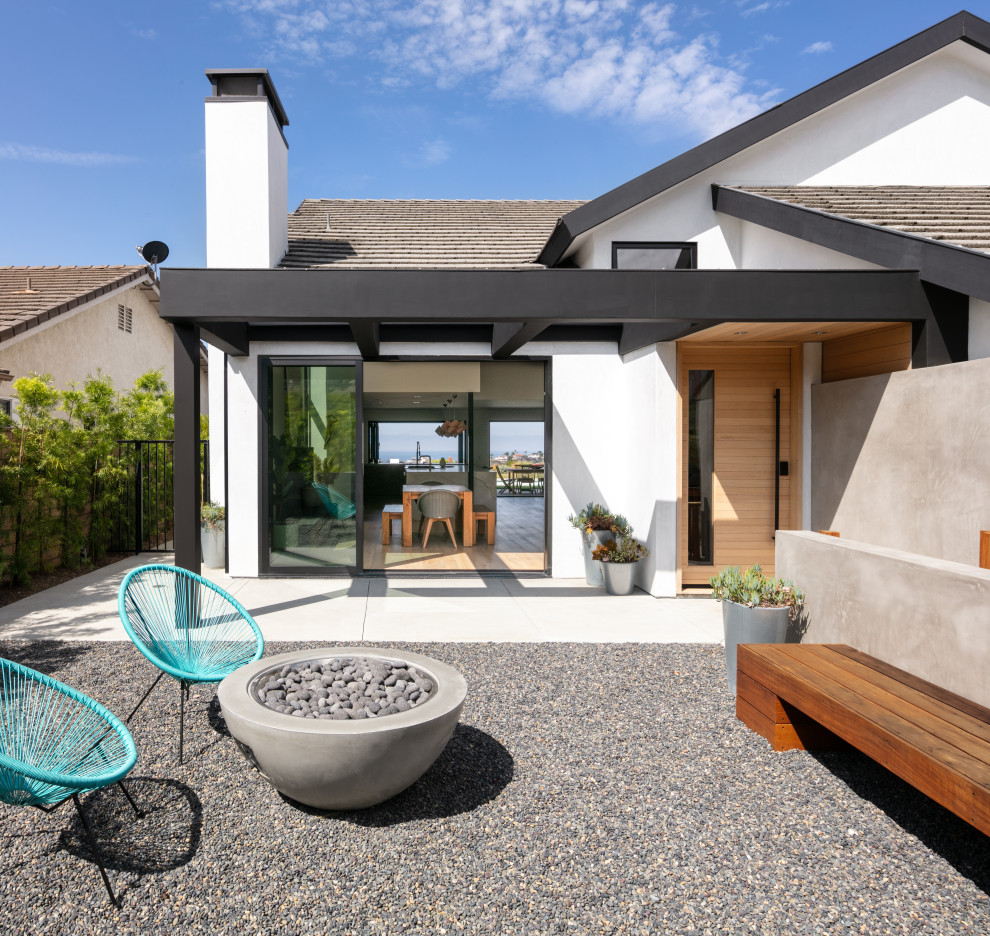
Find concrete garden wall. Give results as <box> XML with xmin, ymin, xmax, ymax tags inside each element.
<box><xmin>776</xmin><ymin>530</ymin><xmax>990</xmax><ymax>709</ymax></box>
<box><xmin>811</xmin><ymin>357</ymin><xmax>990</xmax><ymax>567</ymax></box>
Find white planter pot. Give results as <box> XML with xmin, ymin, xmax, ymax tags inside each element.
<box><xmin>722</xmin><ymin>600</ymin><xmax>792</xmax><ymax>696</ymax></box>
<box><xmin>602</xmin><ymin>561</ymin><xmax>638</xmax><ymax>596</ymax></box>
<box><xmin>201</xmin><ymin>524</ymin><xmax>225</xmax><ymax>568</ymax></box>
<box><xmin>582</xmin><ymin>529</ymin><xmax>616</xmax><ymax>586</ymax></box>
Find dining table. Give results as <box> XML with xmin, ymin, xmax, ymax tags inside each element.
<box><xmin>401</xmin><ymin>484</ymin><xmax>475</xmax><ymax>547</ymax></box>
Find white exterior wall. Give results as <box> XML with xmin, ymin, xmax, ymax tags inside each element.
<box><xmin>0</xmin><ymin>284</ymin><xmax>173</xmax><ymax>406</ymax></box>
<box><xmin>205</xmin><ymin>99</ymin><xmax>288</xmax><ymax>269</ymax></box>
<box><xmin>539</xmin><ymin>342</ymin><xmax>677</xmax><ymax>596</ymax></box>
<box><xmin>574</xmin><ymin>42</ymin><xmax>990</xmax><ymax>271</ymax></box>
<box><xmin>969</xmin><ymin>297</ymin><xmax>990</xmax><ymax>359</ymax></box>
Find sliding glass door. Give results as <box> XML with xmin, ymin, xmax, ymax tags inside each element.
<box><xmin>265</xmin><ymin>361</ymin><xmax>360</xmax><ymax>573</ymax></box>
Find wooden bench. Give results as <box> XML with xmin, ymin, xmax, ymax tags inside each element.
<box><xmin>381</xmin><ymin>504</ymin><xmax>403</xmax><ymax>545</ymax></box>
<box><xmin>473</xmin><ymin>505</ymin><xmax>496</xmax><ymax>545</ymax></box>
<box><xmin>737</xmin><ymin>643</ymin><xmax>990</xmax><ymax>836</ymax></box>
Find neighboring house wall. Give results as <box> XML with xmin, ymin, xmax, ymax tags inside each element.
<box><xmin>573</xmin><ymin>42</ymin><xmax>990</xmax><ymax>270</ymax></box>
<box><xmin>811</xmin><ymin>357</ymin><xmax>990</xmax><ymax>566</ymax></box>
<box><xmin>0</xmin><ymin>286</ymin><xmax>173</xmax><ymax>406</ymax></box>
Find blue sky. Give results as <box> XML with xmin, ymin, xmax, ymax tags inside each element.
<box><xmin>1</xmin><ymin>1</ymin><xmax>984</xmax><ymax>268</ymax></box>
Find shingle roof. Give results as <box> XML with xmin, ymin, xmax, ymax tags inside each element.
<box><xmin>0</xmin><ymin>266</ymin><xmax>154</xmax><ymax>342</ymax></box>
<box><xmin>729</xmin><ymin>186</ymin><xmax>990</xmax><ymax>252</ymax></box>
<box><xmin>281</xmin><ymin>199</ymin><xmax>586</xmax><ymax>269</ymax></box>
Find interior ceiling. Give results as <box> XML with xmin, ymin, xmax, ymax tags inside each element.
<box><xmin>679</xmin><ymin>321</ymin><xmax>909</xmax><ymax>343</ymax></box>
<box><xmin>363</xmin><ymin>391</ymin><xmax>538</xmax><ymax>410</ymax></box>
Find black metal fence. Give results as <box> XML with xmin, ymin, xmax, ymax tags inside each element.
<box><xmin>107</xmin><ymin>440</ymin><xmax>209</xmax><ymax>553</ymax></box>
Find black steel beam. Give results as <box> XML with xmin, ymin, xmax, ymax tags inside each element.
<box><xmin>492</xmin><ymin>321</ymin><xmax>550</xmax><ymax>358</ymax></box>
<box><xmin>350</xmin><ymin>320</ymin><xmax>380</xmax><ymax>358</ymax></box>
<box><xmin>173</xmin><ymin>322</ymin><xmax>201</xmax><ymax>572</ymax></box>
<box><xmin>200</xmin><ymin>322</ymin><xmax>249</xmax><ymax>356</ymax></box>
<box><xmin>713</xmin><ymin>185</ymin><xmax>990</xmax><ymax>303</ymax></box>
<box><xmin>161</xmin><ymin>268</ymin><xmax>930</xmax><ymax>326</ymax></box>
<box><xmin>912</xmin><ymin>282</ymin><xmax>970</xmax><ymax>367</ymax></box>
<box><xmin>618</xmin><ymin>321</ymin><xmax>710</xmax><ymax>355</ymax></box>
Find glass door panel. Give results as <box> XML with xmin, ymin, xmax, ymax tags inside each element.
<box><xmin>268</xmin><ymin>364</ymin><xmax>358</xmax><ymax>571</ymax></box>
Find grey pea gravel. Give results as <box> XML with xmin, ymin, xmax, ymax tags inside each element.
<box><xmin>1</xmin><ymin>639</ymin><xmax>989</xmax><ymax>936</ymax></box>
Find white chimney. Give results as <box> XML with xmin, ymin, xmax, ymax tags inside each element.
<box><xmin>204</xmin><ymin>69</ymin><xmax>289</xmax><ymax>269</ymax></box>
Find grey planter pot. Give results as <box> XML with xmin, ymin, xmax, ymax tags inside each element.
<box><xmin>722</xmin><ymin>600</ymin><xmax>792</xmax><ymax>696</ymax></box>
<box><xmin>602</xmin><ymin>561</ymin><xmax>638</xmax><ymax>596</ymax></box>
<box><xmin>201</xmin><ymin>525</ymin><xmax>225</xmax><ymax>568</ymax></box>
<box><xmin>582</xmin><ymin>530</ymin><xmax>616</xmax><ymax>586</ymax></box>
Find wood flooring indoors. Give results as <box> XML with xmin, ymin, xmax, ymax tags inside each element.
<box><xmin>363</xmin><ymin>495</ymin><xmax>545</xmax><ymax>572</ymax></box>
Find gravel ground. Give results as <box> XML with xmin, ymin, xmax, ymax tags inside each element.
<box><xmin>1</xmin><ymin>639</ymin><xmax>988</xmax><ymax>935</ymax></box>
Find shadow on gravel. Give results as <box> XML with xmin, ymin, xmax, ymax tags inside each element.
<box><xmin>0</xmin><ymin>640</ymin><xmax>92</xmax><ymax>676</ymax></box>
<box><xmin>60</xmin><ymin>777</ymin><xmax>203</xmax><ymax>878</ymax></box>
<box><xmin>284</xmin><ymin>724</ymin><xmax>514</xmax><ymax>825</ymax></box>
<box><xmin>812</xmin><ymin>750</ymin><xmax>990</xmax><ymax>893</ymax></box>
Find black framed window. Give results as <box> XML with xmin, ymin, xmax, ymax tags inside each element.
<box><xmin>612</xmin><ymin>242</ymin><xmax>696</xmax><ymax>270</ymax></box>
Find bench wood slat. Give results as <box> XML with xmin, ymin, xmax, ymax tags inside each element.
<box><xmin>829</xmin><ymin>645</ymin><xmax>990</xmax><ymax>727</ymax></box>
<box><xmin>794</xmin><ymin>645</ymin><xmax>990</xmax><ymax>748</ymax></box>
<box><xmin>738</xmin><ymin>645</ymin><xmax>990</xmax><ymax>833</ymax></box>
<box><xmin>771</xmin><ymin>645</ymin><xmax>990</xmax><ymax>768</ymax></box>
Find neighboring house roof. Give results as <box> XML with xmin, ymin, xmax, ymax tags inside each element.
<box><xmin>536</xmin><ymin>10</ymin><xmax>990</xmax><ymax>267</ymax></box>
<box><xmin>0</xmin><ymin>265</ymin><xmax>156</xmax><ymax>343</ymax></box>
<box><xmin>711</xmin><ymin>184</ymin><xmax>990</xmax><ymax>302</ymax></box>
<box><xmin>281</xmin><ymin>199</ymin><xmax>586</xmax><ymax>270</ymax></box>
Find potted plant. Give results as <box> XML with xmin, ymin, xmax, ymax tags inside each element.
<box><xmin>591</xmin><ymin>535</ymin><xmax>649</xmax><ymax>595</ymax></box>
<box><xmin>201</xmin><ymin>501</ymin><xmax>226</xmax><ymax>568</ymax></box>
<box><xmin>567</xmin><ymin>502</ymin><xmax>630</xmax><ymax>586</ymax></box>
<box><xmin>710</xmin><ymin>565</ymin><xmax>804</xmax><ymax>695</ymax></box>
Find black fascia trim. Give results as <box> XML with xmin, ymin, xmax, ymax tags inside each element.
<box><xmin>247</xmin><ymin>324</ymin><xmax>353</xmax><ymax>343</ymax></box>
<box><xmin>611</xmin><ymin>242</ymin><xmax>697</xmax><ymax>270</ymax></box>
<box><xmin>713</xmin><ymin>185</ymin><xmax>990</xmax><ymax>302</ymax></box>
<box><xmin>538</xmin><ymin>324</ymin><xmax>623</xmax><ymax>342</ymax></box>
<box><xmin>200</xmin><ymin>322</ymin><xmax>249</xmax><ymax>356</ymax></box>
<box><xmin>618</xmin><ymin>321</ymin><xmax>709</xmax><ymax>354</ymax></box>
<box><xmin>381</xmin><ymin>324</ymin><xmax>491</xmax><ymax>343</ymax></box>
<box><xmin>537</xmin><ymin>10</ymin><xmax>990</xmax><ymax>267</ymax></box>
<box><xmin>161</xmin><ymin>267</ymin><xmax>931</xmax><ymax>327</ymax></box>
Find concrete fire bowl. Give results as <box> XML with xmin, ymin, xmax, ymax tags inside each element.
<box><xmin>218</xmin><ymin>647</ymin><xmax>467</xmax><ymax>810</ymax></box>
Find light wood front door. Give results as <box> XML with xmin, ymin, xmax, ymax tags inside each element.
<box><xmin>678</xmin><ymin>345</ymin><xmax>801</xmax><ymax>586</ymax></box>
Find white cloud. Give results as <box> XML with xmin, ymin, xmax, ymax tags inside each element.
<box><xmin>403</xmin><ymin>138</ymin><xmax>452</xmax><ymax>167</ymax></box>
<box><xmin>222</xmin><ymin>0</ymin><xmax>780</xmax><ymax>137</ymax></box>
<box><xmin>802</xmin><ymin>40</ymin><xmax>833</xmax><ymax>55</ymax></box>
<box><xmin>0</xmin><ymin>143</ymin><xmax>138</xmax><ymax>167</ymax></box>
<box><xmin>132</xmin><ymin>27</ymin><xmax>157</xmax><ymax>39</ymax></box>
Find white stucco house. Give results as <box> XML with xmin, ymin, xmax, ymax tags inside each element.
<box><xmin>161</xmin><ymin>11</ymin><xmax>990</xmax><ymax>599</ymax></box>
<box><xmin>0</xmin><ymin>265</ymin><xmax>182</xmax><ymax>414</ymax></box>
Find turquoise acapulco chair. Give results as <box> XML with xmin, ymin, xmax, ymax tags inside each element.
<box><xmin>118</xmin><ymin>565</ymin><xmax>264</xmax><ymax>764</ymax></box>
<box><xmin>0</xmin><ymin>656</ymin><xmax>140</xmax><ymax>906</ymax></box>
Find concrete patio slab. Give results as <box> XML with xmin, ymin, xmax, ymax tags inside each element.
<box><xmin>0</xmin><ymin>552</ymin><xmax>723</xmax><ymax>643</ymax></box>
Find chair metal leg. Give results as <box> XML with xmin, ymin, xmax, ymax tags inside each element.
<box><xmin>71</xmin><ymin>793</ymin><xmax>120</xmax><ymax>907</ymax></box>
<box><xmin>125</xmin><ymin>670</ymin><xmax>166</xmax><ymax>724</ymax></box>
<box><xmin>117</xmin><ymin>781</ymin><xmax>144</xmax><ymax>819</ymax></box>
<box><xmin>179</xmin><ymin>680</ymin><xmax>187</xmax><ymax>765</ymax></box>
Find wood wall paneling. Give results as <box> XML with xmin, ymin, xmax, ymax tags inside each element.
<box><xmin>821</xmin><ymin>324</ymin><xmax>911</xmax><ymax>383</ymax></box>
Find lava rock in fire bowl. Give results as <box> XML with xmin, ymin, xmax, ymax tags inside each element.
<box><xmin>218</xmin><ymin>647</ymin><xmax>467</xmax><ymax>810</ymax></box>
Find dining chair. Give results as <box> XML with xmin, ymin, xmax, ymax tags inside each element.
<box><xmin>495</xmin><ymin>465</ymin><xmax>514</xmax><ymax>494</ymax></box>
<box><xmin>0</xmin><ymin>656</ymin><xmax>141</xmax><ymax>906</ymax></box>
<box><xmin>118</xmin><ymin>565</ymin><xmax>264</xmax><ymax>764</ymax></box>
<box><xmin>418</xmin><ymin>489</ymin><xmax>461</xmax><ymax>547</ymax></box>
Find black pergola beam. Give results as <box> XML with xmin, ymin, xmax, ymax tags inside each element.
<box><xmin>200</xmin><ymin>322</ymin><xmax>249</xmax><ymax>356</ymax></box>
<box><xmin>712</xmin><ymin>185</ymin><xmax>990</xmax><ymax>303</ymax></box>
<box><xmin>492</xmin><ymin>321</ymin><xmax>550</xmax><ymax>358</ymax></box>
<box><xmin>173</xmin><ymin>322</ymin><xmax>202</xmax><ymax>572</ymax></box>
<box><xmin>350</xmin><ymin>320</ymin><xmax>380</xmax><ymax>358</ymax></box>
<box><xmin>619</xmin><ymin>322</ymin><xmax>710</xmax><ymax>354</ymax></box>
<box><xmin>161</xmin><ymin>268</ymin><xmax>930</xmax><ymax>326</ymax></box>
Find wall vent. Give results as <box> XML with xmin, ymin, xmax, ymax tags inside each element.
<box><xmin>117</xmin><ymin>305</ymin><xmax>133</xmax><ymax>333</ymax></box>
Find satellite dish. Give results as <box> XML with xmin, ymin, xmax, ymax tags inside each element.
<box><xmin>137</xmin><ymin>240</ymin><xmax>169</xmax><ymax>265</ymax></box>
